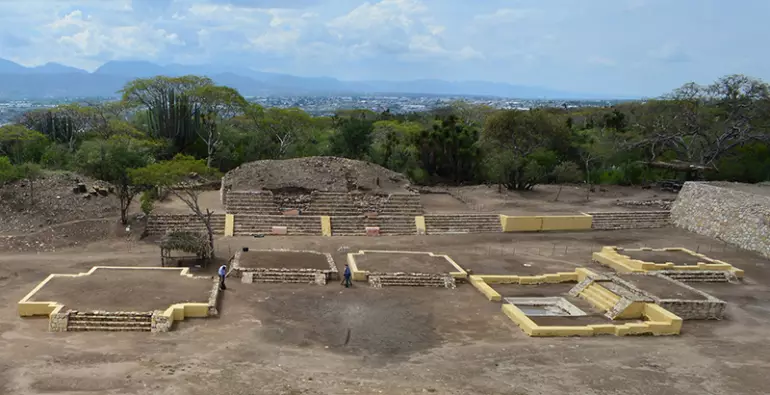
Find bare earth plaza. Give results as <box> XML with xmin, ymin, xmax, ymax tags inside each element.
<box><xmin>2</xmin><ymin>161</ymin><xmax>770</xmax><ymax>394</ymax></box>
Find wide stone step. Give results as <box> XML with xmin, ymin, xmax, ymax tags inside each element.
<box><xmin>67</xmin><ymin>325</ymin><xmax>152</xmax><ymax>332</ymax></box>
<box><xmin>68</xmin><ymin>320</ymin><xmax>151</xmax><ymax>327</ymax></box>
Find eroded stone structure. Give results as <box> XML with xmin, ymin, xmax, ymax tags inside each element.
<box><xmin>672</xmin><ymin>182</ymin><xmax>770</xmax><ymax>258</ymax></box>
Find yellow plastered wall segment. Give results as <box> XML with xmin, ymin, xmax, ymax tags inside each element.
<box><xmin>500</xmin><ymin>214</ymin><xmax>593</xmax><ymax>232</ymax></box>
<box><xmin>18</xmin><ymin>266</ymin><xmax>219</xmax><ymax>332</ymax></box>
<box><xmin>224</xmin><ymin>214</ymin><xmax>235</xmax><ymax>236</ymax></box>
<box><xmin>321</xmin><ymin>216</ymin><xmax>332</xmax><ymax>237</ymax></box>
<box><xmin>592</xmin><ymin>246</ymin><xmax>744</xmax><ymax>278</ymax></box>
<box><xmin>347</xmin><ymin>250</ymin><xmax>467</xmax><ymax>282</ymax></box>
<box><xmin>415</xmin><ymin>216</ymin><xmax>426</xmax><ymax>235</ymax></box>
<box><xmin>502</xmin><ymin>301</ymin><xmax>682</xmax><ymax>337</ymax></box>
<box><xmin>469</xmin><ymin>269</ymin><xmax>591</xmax><ymax>302</ymax></box>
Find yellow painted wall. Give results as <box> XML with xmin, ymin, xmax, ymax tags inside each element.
<box><xmin>415</xmin><ymin>216</ymin><xmax>426</xmax><ymax>235</ymax></box>
<box><xmin>501</xmin><ymin>216</ymin><xmax>542</xmax><ymax>232</ymax></box>
<box><xmin>470</xmin><ymin>277</ymin><xmax>501</xmax><ymax>301</ymax></box>
<box><xmin>224</xmin><ymin>214</ymin><xmax>234</xmax><ymax>237</ymax></box>
<box><xmin>321</xmin><ymin>216</ymin><xmax>332</xmax><ymax>237</ymax></box>
<box><xmin>501</xmin><ymin>214</ymin><xmax>592</xmax><ymax>232</ymax></box>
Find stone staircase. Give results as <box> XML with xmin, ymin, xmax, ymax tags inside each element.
<box><xmin>66</xmin><ymin>311</ymin><xmax>153</xmax><ymax>332</ymax></box>
<box><xmin>243</xmin><ymin>271</ymin><xmax>323</xmax><ymax>284</ymax></box>
<box><xmin>146</xmin><ymin>214</ymin><xmax>226</xmax><ymax>236</ymax></box>
<box><xmin>588</xmin><ymin>211</ymin><xmax>670</xmax><ymax>230</ymax></box>
<box><xmin>304</xmin><ymin>192</ymin><xmax>362</xmax><ymax>216</ymax></box>
<box><xmin>657</xmin><ymin>270</ymin><xmax>733</xmax><ymax>283</ymax></box>
<box><xmin>331</xmin><ymin>216</ymin><xmax>417</xmax><ymax>236</ymax></box>
<box><xmin>424</xmin><ymin>214</ymin><xmax>502</xmax><ymax>234</ymax></box>
<box><xmin>225</xmin><ymin>191</ymin><xmax>280</xmax><ymax>214</ymax></box>
<box><xmin>233</xmin><ymin>215</ymin><xmax>322</xmax><ymax>236</ymax></box>
<box><xmin>368</xmin><ymin>273</ymin><xmax>456</xmax><ymax>288</ymax></box>
<box><xmin>380</xmin><ymin>194</ymin><xmax>423</xmax><ymax>215</ymax></box>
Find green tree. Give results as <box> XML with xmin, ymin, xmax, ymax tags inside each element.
<box><xmin>0</xmin><ymin>156</ymin><xmax>18</xmax><ymax>184</ymax></box>
<box><xmin>76</xmin><ymin>136</ymin><xmax>157</xmax><ymax>224</ymax></box>
<box><xmin>189</xmin><ymin>85</ymin><xmax>247</xmax><ymax>167</ymax></box>
<box><xmin>122</xmin><ymin>76</ymin><xmax>213</xmax><ymax>156</ymax></box>
<box><xmin>481</xmin><ymin>110</ymin><xmax>568</xmax><ymax>189</ymax></box>
<box><xmin>330</xmin><ymin>117</ymin><xmax>373</xmax><ymax>159</ymax></box>
<box><xmin>130</xmin><ymin>155</ymin><xmax>222</xmax><ymax>256</ymax></box>
<box><xmin>0</xmin><ymin>125</ymin><xmax>48</xmax><ymax>164</ymax></box>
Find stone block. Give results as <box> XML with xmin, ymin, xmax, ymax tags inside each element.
<box><xmin>365</xmin><ymin>226</ymin><xmax>380</xmax><ymax>236</ymax></box>
<box><xmin>271</xmin><ymin>226</ymin><xmax>288</xmax><ymax>235</ymax></box>
<box><xmin>283</xmin><ymin>209</ymin><xmax>300</xmax><ymax>216</ymax></box>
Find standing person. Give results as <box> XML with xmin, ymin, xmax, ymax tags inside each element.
<box><xmin>342</xmin><ymin>263</ymin><xmax>352</xmax><ymax>288</ymax></box>
<box><xmin>218</xmin><ymin>264</ymin><xmax>227</xmax><ymax>290</ymax></box>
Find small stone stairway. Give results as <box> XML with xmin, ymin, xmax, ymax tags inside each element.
<box><xmin>233</xmin><ymin>215</ymin><xmax>322</xmax><ymax>235</ymax></box>
<box><xmin>243</xmin><ymin>270</ymin><xmax>325</xmax><ymax>284</ymax></box>
<box><xmin>331</xmin><ymin>216</ymin><xmax>417</xmax><ymax>235</ymax></box>
<box><xmin>380</xmin><ymin>194</ymin><xmax>424</xmax><ymax>215</ymax></box>
<box><xmin>657</xmin><ymin>270</ymin><xmax>733</xmax><ymax>283</ymax></box>
<box><xmin>67</xmin><ymin>311</ymin><xmax>153</xmax><ymax>332</ymax></box>
<box><xmin>588</xmin><ymin>211</ymin><xmax>670</xmax><ymax>230</ymax></box>
<box><xmin>424</xmin><ymin>214</ymin><xmax>502</xmax><ymax>234</ymax></box>
<box><xmin>225</xmin><ymin>191</ymin><xmax>280</xmax><ymax>214</ymax></box>
<box><xmin>304</xmin><ymin>192</ymin><xmax>361</xmax><ymax>215</ymax></box>
<box><xmin>368</xmin><ymin>273</ymin><xmax>456</xmax><ymax>288</ymax></box>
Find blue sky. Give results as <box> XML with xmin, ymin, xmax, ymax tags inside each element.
<box><xmin>1</xmin><ymin>0</ymin><xmax>768</xmax><ymax>96</ymax></box>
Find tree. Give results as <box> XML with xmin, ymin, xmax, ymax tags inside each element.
<box><xmin>481</xmin><ymin>110</ymin><xmax>568</xmax><ymax>190</ymax></box>
<box><xmin>330</xmin><ymin>117</ymin><xmax>373</xmax><ymax>159</ymax></box>
<box><xmin>0</xmin><ymin>156</ymin><xmax>18</xmax><ymax>184</ymax></box>
<box><xmin>189</xmin><ymin>85</ymin><xmax>247</xmax><ymax>167</ymax></box>
<box><xmin>77</xmin><ymin>136</ymin><xmax>157</xmax><ymax>224</ymax></box>
<box><xmin>257</xmin><ymin>107</ymin><xmax>314</xmax><ymax>158</ymax></box>
<box><xmin>122</xmin><ymin>76</ymin><xmax>213</xmax><ymax>155</ymax></box>
<box><xmin>0</xmin><ymin>125</ymin><xmax>48</xmax><ymax>164</ymax></box>
<box><xmin>130</xmin><ymin>155</ymin><xmax>222</xmax><ymax>256</ymax></box>
<box><xmin>627</xmin><ymin>74</ymin><xmax>770</xmax><ymax>178</ymax></box>
<box><xmin>551</xmin><ymin>162</ymin><xmax>583</xmax><ymax>201</ymax></box>
<box><xmin>16</xmin><ymin>163</ymin><xmax>42</xmax><ymax>206</ymax></box>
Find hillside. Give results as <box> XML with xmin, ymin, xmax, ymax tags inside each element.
<box><xmin>223</xmin><ymin>156</ymin><xmax>413</xmax><ymax>193</ymax></box>
<box><xmin>0</xmin><ymin>172</ymin><xmax>120</xmax><ymax>235</ymax></box>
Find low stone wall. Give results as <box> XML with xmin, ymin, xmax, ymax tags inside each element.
<box><xmin>146</xmin><ymin>214</ymin><xmax>226</xmax><ymax>236</ymax></box>
<box><xmin>587</xmin><ymin>211</ymin><xmax>670</xmax><ymax>230</ymax></box>
<box><xmin>671</xmin><ymin>182</ymin><xmax>770</xmax><ymax>258</ymax></box>
<box><xmin>231</xmin><ymin>249</ymin><xmax>338</xmax><ymax>284</ymax></box>
<box><xmin>615</xmin><ymin>273</ymin><xmax>726</xmax><ymax>320</ymax></box>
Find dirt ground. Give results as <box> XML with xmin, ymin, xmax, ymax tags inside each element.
<box><xmin>238</xmin><ymin>251</ymin><xmax>330</xmax><ymax>270</ymax></box>
<box><xmin>620</xmin><ymin>274</ymin><xmax>709</xmax><ymax>301</ymax></box>
<box><xmin>31</xmin><ymin>268</ymin><xmax>213</xmax><ymax>312</ymax></box>
<box><xmin>353</xmin><ymin>252</ymin><xmax>454</xmax><ymax>274</ymax></box>
<box><xmin>2</xmin><ymin>229</ymin><xmax>770</xmax><ymax>394</ymax></box>
<box><xmin>622</xmin><ymin>249</ymin><xmax>711</xmax><ymax>265</ymax></box>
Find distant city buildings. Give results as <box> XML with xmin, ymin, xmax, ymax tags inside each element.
<box><xmin>0</xmin><ymin>96</ymin><xmax>624</xmax><ymax>124</ymax></box>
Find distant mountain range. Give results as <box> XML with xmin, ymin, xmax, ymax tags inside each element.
<box><xmin>0</xmin><ymin>59</ymin><xmax>624</xmax><ymax>100</ymax></box>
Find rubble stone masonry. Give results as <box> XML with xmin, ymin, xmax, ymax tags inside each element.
<box><xmin>671</xmin><ymin>182</ymin><xmax>770</xmax><ymax>258</ymax></box>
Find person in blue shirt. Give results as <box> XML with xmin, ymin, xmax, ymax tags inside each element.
<box><xmin>342</xmin><ymin>263</ymin><xmax>352</xmax><ymax>288</ymax></box>
<box><xmin>218</xmin><ymin>264</ymin><xmax>227</xmax><ymax>290</ymax></box>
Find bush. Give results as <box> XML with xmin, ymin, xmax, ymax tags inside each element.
<box><xmin>140</xmin><ymin>190</ymin><xmax>155</xmax><ymax>215</ymax></box>
<box><xmin>0</xmin><ymin>156</ymin><xmax>18</xmax><ymax>184</ymax></box>
<box><xmin>40</xmin><ymin>144</ymin><xmax>72</xmax><ymax>170</ymax></box>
